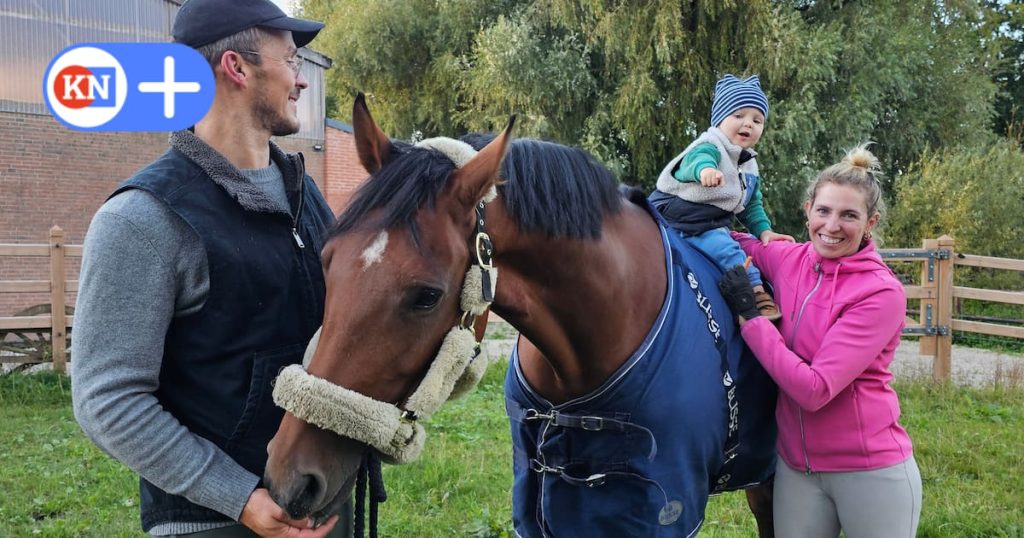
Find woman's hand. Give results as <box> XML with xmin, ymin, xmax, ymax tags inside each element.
<box><xmin>759</xmin><ymin>230</ymin><xmax>795</xmax><ymax>245</ymax></box>
<box><xmin>718</xmin><ymin>265</ymin><xmax>761</xmax><ymax>324</ymax></box>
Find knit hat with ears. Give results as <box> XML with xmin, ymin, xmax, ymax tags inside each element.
<box><xmin>710</xmin><ymin>74</ymin><xmax>769</xmax><ymax>128</ymax></box>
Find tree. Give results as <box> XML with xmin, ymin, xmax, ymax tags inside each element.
<box><xmin>761</xmin><ymin>1</ymin><xmax>1000</xmax><ymax>233</ymax></box>
<box><xmin>301</xmin><ymin>0</ymin><xmax>999</xmax><ymax>236</ymax></box>
<box><xmin>885</xmin><ymin>139</ymin><xmax>1024</xmax><ymax>290</ymax></box>
<box><xmin>984</xmin><ymin>0</ymin><xmax>1024</xmax><ymax>140</ymax></box>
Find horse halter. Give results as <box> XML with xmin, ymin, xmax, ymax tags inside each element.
<box><xmin>272</xmin><ymin>138</ymin><xmax>498</xmax><ymax>464</ymax></box>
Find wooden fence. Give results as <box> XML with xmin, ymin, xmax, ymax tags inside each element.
<box><xmin>880</xmin><ymin>235</ymin><xmax>1024</xmax><ymax>382</ymax></box>
<box><xmin>0</xmin><ymin>227</ymin><xmax>78</xmax><ymax>373</ymax></box>
<box><xmin>1</xmin><ymin>230</ymin><xmax>1021</xmax><ymax>380</ymax></box>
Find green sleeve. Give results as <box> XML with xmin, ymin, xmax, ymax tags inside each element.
<box><xmin>737</xmin><ymin>180</ymin><xmax>772</xmax><ymax>238</ymax></box>
<box><xmin>672</xmin><ymin>143</ymin><xmax>720</xmax><ymax>182</ymax></box>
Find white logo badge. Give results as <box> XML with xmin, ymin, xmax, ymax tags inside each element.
<box><xmin>44</xmin><ymin>46</ymin><xmax>127</xmax><ymax>128</ymax></box>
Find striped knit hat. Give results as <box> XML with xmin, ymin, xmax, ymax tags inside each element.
<box><xmin>710</xmin><ymin>75</ymin><xmax>769</xmax><ymax>128</ymax></box>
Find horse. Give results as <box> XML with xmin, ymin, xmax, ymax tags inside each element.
<box><xmin>264</xmin><ymin>94</ymin><xmax>778</xmax><ymax>536</ymax></box>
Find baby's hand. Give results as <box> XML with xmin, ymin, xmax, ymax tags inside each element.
<box><xmin>700</xmin><ymin>168</ymin><xmax>724</xmax><ymax>187</ymax></box>
<box><xmin>759</xmin><ymin>230</ymin><xmax>795</xmax><ymax>245</ymax></box>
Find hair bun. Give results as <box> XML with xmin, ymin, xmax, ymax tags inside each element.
<box><xmin>843</xmin><ymin>143</ymin><xmax>881</xmax><ymax>175</ymax></box>
<box><xmin>807</xmin><ymin>141</ymin><xmax>886</xmax><ymax>219</ymax></box>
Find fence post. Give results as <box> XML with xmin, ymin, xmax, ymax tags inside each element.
<box><xmin>49</xmin><ymin>226</ymin><xmax>67</xmax><ymax>374</ymax></box>
<box><xmin>919</xmin><ymin>238</ymin><xmax>938</xmax><ymax>357</ymax></box>
<box><xmin>933</xmin><ymin>235</ymin><xmax>955</xmax><ymax>383</ymax></box>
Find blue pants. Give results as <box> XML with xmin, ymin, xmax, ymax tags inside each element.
<box><xmin>684</xmin><ymin>227</ymin><xmax>762</xmax><ymax>287</ymax></box>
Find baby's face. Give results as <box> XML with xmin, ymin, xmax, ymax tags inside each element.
<box><xmin>718</xmin><ymin>107</ymin><xmax>765</xmax><ymax>149</ymax></box>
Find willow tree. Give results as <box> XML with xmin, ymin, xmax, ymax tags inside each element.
<box><xmin>301</xmin><ymin>0</ymin><xmax>997</xmax><ymax>236</ymax></box>
<box><xmin>984</xmin><ymin>0</ymin><xmax>1024</xmax><ymax>139</ymax></box>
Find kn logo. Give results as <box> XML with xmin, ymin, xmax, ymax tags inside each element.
<box><xmin>44</xmin><ymin>43</ymin><xmax>214</xmax><ymax>131</ymax></box>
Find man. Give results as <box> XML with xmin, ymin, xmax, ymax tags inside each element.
<box><xmin>71</xmin><ymin>1</ymin><xmax>348</xmax><ymax>536</ymax></box>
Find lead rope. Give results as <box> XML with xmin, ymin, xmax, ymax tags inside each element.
<box><xmin>353</xmin><ymin>451</ymin><xmax>387</xmax><ymax>538</ymax></box>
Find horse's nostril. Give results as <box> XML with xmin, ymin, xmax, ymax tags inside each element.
<box><xmin>285</xmin><ymin>473</ymin><xmax>325</xmax><ymax>519</ymax></box>
<box><xmin>301</xmin><ymin>472</ymin><xmax>323</xmax><ymax>502</ymax></box>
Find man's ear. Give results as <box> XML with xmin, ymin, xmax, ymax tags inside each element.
<box><xmin>217</xmin><ymin>51</ymin><xmax>250</xmax><ymax>88</ymax></box>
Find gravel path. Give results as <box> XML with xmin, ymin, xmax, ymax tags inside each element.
<box><xmin>890</xmin><ymin>339</ymin><xmax>1024</xmax><ymax>388</ymax></box>
<box><xmin>481</xmin><ymin>337</ymin><xmax>1024</xmax><ymax>390</ymax></box>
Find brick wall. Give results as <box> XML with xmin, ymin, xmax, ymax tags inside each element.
<box><xmin>0</xmin><ymin>111</ymin><xmax>362</xmax><ymax>316</ymax></box>
<box><xmin>0</xmin><ymin>112</ymin><xmax>168</xmax><ymax>245</ymax></box>
<box><xmin>324</xmin><ymin>123</ymin><xmax>367</xmax><ymax>214</ymax></box>
<box><xmin>0</xmin><ymin>112</ymin><xmax>167</xmax><ymax>315</ymax></box>
<box><xmin>271</xmin><ymin>135</ymin><xmax>326</xmax><ymax>194</ymax></box>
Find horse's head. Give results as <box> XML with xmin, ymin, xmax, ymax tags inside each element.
<box><xmin>264</xmin><ymin>94</ymin><xmax>513</xmax><ymax>521</ymax></box>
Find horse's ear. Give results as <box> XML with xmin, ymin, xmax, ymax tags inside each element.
<box><xmin>450</xmin><ymin>116</ymin><xmax>516</xmax><ymax>209</ymax></box>
<box><xmin>352</xmin><ymin>92</ymin><xmax>393</xmax><ymax>175</ymax></box>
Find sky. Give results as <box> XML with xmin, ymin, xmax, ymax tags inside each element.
<box><xmin>270</xmin><ymin>0</ymin><xmax>294</xmax><ymax>16</ymax></box>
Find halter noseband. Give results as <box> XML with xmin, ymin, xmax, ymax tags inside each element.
<box><xmin>272</xmin><ymin>138</ymin><xmax>498</xmax><ymax>463</ymax></box>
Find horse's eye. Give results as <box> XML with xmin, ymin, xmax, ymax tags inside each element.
<box><xmin>411</xmin><ymin>286</ymin><xmax>444</xmax><ymax>311</ymax></box>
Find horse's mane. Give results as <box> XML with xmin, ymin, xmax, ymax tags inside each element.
<box><xmin>331</xmin><ymin>140</ymin><xmax>445</xmax><ymax>241</ymax></box>
<box><xmin>332</xmin><ymin>136</ymin><xmax>623</xmax><ymax>241</ymax></box>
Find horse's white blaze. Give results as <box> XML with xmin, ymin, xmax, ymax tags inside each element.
<box><xmin>361</xmin><ymin>231</ymin><xmax>388</xmax><ymax>269</ymax></box>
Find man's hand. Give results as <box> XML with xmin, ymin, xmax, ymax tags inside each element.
<box><xmin>718</xmin><ymin>265</ymin><xmax>761</xmax><ymax>323</ymax></box>
<box><xmin>240</xmin><ymin>488</ymin><xmax>339</xmax><ymax>538</ymax></box>
<box><xmin>699</xmin><ymin>167</ymin><xmax>724</xmax><ymax>187</ymax></box>
<box><xmin>759</xmin><ymin>230</ymin><xmax>795</xmax><ymax>245</ymax></box>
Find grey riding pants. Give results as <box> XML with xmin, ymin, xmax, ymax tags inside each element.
<box><xmin>773</xmin><ymin>456</ymin><xmax>922</xmax><ymax>538</ymax></box>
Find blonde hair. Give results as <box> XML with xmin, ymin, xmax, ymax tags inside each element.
<box><xmin>806</xmin><ymin>142</ymin><xmax>885</xmax><ymax>218</ymax></box>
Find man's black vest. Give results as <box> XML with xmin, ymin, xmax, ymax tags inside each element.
<box><xmin>113</xmin><ymin>147</ymin><xmax>335</xmax><ymax>531</ymax></box>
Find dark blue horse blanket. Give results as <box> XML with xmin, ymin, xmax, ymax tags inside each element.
<box><xmin>504</xmin><ymin>210</ymin><xmax>777</xmax><ymax>537</ymax></box>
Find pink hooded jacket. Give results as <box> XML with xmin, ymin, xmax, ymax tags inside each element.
<box><xmin>733</xmin><ymin>232</ymin><xmax>914</xmax><ymax>472</ymax></box>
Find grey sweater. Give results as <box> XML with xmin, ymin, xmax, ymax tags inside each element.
<box><xmin>71</xmin><ymin>157</ymin><xmax>289</xmax><ymax>535</ymax></box>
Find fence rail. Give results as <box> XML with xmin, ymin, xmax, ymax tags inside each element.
<box><xmin>0</xmin><ymin>227</ymin><xmax>77</xmax><ymax>373</ymax></box>
<box><xmin>880</xmin><ymin>235</ymin><xmax>1024</xmax><ymax>381</ymax></box>
<box><xmin>1</xmin><ymin>231</ymin><xmax>1021</xmax><ymax>381</ymax></box>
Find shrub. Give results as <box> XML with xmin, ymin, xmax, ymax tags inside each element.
<box><xmin>885</xmin><ymin>138</ymin><xmax>1024</xmax><ymax>293</ymax></box>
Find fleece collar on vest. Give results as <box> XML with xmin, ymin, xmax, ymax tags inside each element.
<box><xmin>170</xmin><ymin>129</ymin><xmax>302</xmax><ymax>215</ymax></box>
<box><xmin>655</xmin><ymin>127</ymin><xmax>760</xmax><ymax>215</ymax></box>
<box><xmin>703</xmin><ymin>126</ymin><xmax>757</xmax><ymax>163</ymax></box>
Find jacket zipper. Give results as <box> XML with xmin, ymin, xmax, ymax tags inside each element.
<box><xmin>291</xmin><ymin>153</ymin><xmax>306</xmax><ymax>249</ymax></box>
<box><xmin>730</xmin><ymin>172</ymin><xmax>749</xmax><ymax>214</ymax></box>
<box><xmin>790</xmin><ymin>261</ymin><xmax>823</xmax><ymax>474</ymax></box>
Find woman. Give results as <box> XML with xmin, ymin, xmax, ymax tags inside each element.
<box><xmin>718</xmin><ymin>144</ymin><xmax>922</xmax><ymax>537</ymax></box>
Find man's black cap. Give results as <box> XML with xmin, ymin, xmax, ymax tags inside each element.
<box><xmin>173</xmin><ymin>0</ymin><xmax>324</xmax><ymax>49</ymax></box>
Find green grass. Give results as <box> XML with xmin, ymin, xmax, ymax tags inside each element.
<box><xmin>897</xmin><ymin>382</ymin><xmax>1024</xmax><ymax>537</ymax></box>
<box><xmin>0</xmin><ymin>373</ymin><xmax>141</xmax><ymax>537</ymax></box>
<box><xmin>2</xmin><ymin>367</ymin><xmax>1023</xmax><ymax>537</ymax></box>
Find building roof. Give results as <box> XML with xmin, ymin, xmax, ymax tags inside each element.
<box><xmin>326</xmin><ymin>118</ymin><xmax>353</xmax><ymax>133</ymax></box>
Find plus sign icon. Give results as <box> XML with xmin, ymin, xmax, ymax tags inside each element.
<box><xmin>44</xmin><ymin>43</ymin><xmax>214</xmax><ymax>131</ymax></box>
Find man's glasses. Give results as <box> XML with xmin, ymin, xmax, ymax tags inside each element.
<box><xmin>238</xmin><ymin>51</ymin><xmax>303</xmax><ymax>76</ymax></box>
